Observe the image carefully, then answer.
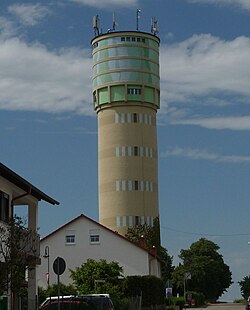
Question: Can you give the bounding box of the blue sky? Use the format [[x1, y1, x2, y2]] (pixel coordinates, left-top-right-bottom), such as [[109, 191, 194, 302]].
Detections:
[[1, 0, 250, 301]]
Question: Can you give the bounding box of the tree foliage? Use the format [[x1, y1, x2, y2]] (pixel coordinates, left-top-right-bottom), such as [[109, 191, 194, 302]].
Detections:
[[238, 275, 250, 299], [172, 238, 232, 301], [69, 259, 123, 297], [125, 217, 174, 283], [0, 216, 38, 295]]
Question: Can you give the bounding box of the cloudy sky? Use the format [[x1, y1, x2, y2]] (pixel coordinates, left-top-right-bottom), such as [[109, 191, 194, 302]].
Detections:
[[1, 0, 250, 301]]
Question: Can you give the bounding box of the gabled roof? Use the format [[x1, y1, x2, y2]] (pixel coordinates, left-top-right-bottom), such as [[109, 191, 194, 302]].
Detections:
[[0, 162, 59, 205], [41, 214, 159, 259]]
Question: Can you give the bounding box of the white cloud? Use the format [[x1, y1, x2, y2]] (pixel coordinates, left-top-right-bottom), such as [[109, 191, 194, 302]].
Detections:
[[161, 147, 250, 164], [68, 0, 138, 8], [0, 38, 93, 114], [172, 116, 250, 131], [160, 34, 250, 103], [8, 3, 50, 26], [0, 17, 17, 39], [187, 0, 250, 11]]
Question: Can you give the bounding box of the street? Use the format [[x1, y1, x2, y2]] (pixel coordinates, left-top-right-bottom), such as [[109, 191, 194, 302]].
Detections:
[[198, 303, 245, 310]]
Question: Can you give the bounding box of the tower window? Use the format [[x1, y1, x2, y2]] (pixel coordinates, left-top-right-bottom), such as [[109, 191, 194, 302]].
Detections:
[[123, 215, 127, 226], [122, 146, 126, 157], [129, 216, 133, 227], [126, 37, 130, 41], [134, 180, 139, 191], [133, 113, 137, 123], [121, 37, 125, 41], [116, 180, 120, 191], [122, 180, 126, 191], [115, 113, 119, 124], [117, 216, 121, 227], [132, 37, 136, 42], [116, 146, 120, 157], [128, 88, 141, 95], [140, 180, 144, 191], [135, 216, 140, 226], [127, 113, 131, 123], [128, 146, 132, 156], [137, 37, 141, 42], [140, 146, 144, 157], [134, 146, 138, 156], [128, 180, 132, 191]]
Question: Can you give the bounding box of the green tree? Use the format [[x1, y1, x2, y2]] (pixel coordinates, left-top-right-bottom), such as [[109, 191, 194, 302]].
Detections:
[[172, 238, 232, 301], [125, 217, 174, 283], [239, 275, 250, 299], [0, 216, 38, 296], [69, 259, 123, 297]]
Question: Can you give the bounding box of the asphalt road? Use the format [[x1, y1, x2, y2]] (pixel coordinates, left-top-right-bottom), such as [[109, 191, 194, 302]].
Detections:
[[198, 303, 245, 310]]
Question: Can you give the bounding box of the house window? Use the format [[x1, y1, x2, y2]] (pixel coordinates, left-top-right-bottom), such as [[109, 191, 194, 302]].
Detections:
[[140, 180, 144, 191], [135, 216, 140, 226], [90, 229, 100, 244], [121, 113, 125, 124], [0, 191, 9, 222], [129, 216, 133, 227], [139, 113, 143, 123], [65, 231, 75, 244], [117, 216, 121, 227]]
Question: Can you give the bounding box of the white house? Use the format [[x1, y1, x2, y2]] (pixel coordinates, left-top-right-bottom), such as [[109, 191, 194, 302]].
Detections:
[[37, 214, 162, 289], [0, 162, 59, 310]]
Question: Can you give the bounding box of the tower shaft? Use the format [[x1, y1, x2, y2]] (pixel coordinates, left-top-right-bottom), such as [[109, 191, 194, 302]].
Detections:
[[92, 31, 160, 235]]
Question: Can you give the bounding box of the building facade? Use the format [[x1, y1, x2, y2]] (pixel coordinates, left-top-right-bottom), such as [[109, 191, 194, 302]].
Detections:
[[0, 162, 58, 310], [91, 31, 160, 235], [37, 214, 161, 289]]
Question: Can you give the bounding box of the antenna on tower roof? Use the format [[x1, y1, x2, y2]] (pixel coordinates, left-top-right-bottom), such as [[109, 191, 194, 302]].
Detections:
[[151, 17, 159, 36], [108, 12, 118, 33], [136, 9, 141, 31], [113, 12, 118, 31], [93, 15, 100, 36]]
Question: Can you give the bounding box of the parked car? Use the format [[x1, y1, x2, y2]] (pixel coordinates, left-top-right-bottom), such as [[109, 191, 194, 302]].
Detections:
[[39, 294, 114, 310], [246, 296, 250, 310]]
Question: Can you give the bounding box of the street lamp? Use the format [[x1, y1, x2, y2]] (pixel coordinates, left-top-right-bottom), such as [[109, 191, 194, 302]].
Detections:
[[43, 246, 50, 287]]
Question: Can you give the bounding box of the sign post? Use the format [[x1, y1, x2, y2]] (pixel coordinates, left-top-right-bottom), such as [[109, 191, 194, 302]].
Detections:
[[53, 257, 66, 310]]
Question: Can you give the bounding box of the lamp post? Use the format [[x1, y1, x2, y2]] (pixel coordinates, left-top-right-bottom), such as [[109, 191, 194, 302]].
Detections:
[[43, 246, 50, 287]]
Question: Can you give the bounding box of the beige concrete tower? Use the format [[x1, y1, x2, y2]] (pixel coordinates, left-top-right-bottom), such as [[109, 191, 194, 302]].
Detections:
[[91, 30, 160, 236]]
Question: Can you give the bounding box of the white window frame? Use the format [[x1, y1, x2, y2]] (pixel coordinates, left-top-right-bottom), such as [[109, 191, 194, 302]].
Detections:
[[89, 229, 100, 244]]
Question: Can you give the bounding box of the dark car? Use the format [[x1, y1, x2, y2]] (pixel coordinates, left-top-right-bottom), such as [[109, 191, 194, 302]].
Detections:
[[246, 297, 250, 310], [39, 294, 114, 310]]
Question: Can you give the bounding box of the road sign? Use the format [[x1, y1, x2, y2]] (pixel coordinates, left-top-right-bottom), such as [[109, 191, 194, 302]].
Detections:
[[53, 257, 66, 275]]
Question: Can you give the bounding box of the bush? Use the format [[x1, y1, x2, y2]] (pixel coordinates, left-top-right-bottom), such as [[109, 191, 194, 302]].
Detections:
[[123, 275, 165, 306]]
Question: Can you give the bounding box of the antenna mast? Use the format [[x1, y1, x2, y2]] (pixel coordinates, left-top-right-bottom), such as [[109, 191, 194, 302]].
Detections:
[[136, 9, 141, 31], [93, 15, 100, 36], [151, 17, 159, 36]]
